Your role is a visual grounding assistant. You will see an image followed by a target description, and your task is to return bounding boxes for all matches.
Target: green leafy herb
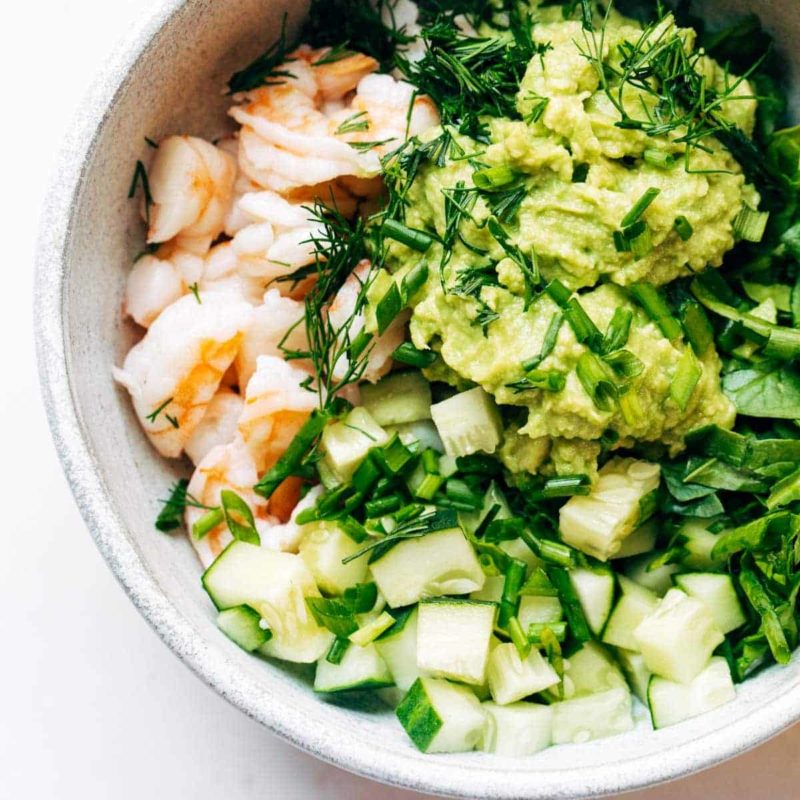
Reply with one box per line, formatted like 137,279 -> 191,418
228,14 -> 296,94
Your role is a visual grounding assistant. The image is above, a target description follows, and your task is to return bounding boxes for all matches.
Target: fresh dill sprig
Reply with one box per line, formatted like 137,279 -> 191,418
145,397 -> 173,424
228,14 -> 296,94
577,5 -> 771,185
396,6 -> 551,139
278,201 -> 375,410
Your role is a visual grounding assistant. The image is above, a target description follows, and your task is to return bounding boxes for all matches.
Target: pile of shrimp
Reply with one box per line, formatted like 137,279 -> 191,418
114,43 -> 439,567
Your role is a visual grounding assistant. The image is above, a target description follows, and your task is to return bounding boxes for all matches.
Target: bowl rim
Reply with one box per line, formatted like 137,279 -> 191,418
34,1 -> 800,798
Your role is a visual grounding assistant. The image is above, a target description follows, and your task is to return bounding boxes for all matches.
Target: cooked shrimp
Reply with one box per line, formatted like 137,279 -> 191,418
237,355 -> 318,473
199,241 -> 266,306
236,289 -> 308,389
329,261 -> 408,384
184,387 -> 244,466
261,484 -> 323,552
113,292 -> 253,458
147,135 -> 236,249
184,439 -> 275,567
294,46 -> 379,101
124,246 -> 204,328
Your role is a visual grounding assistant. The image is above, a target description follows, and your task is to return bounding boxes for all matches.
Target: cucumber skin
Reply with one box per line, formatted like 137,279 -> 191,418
396,678 -> 443,752
217,606 -> 269,652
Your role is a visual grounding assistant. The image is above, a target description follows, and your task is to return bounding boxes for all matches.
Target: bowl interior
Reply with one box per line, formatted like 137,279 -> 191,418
40,1 -> 800,797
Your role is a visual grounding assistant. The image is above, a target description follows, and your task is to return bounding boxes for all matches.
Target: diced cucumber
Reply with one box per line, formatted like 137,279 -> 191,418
679,518 -> 726,570
216,605 -> 270,652
648,657 -> 736,729
559,458 -> 661,561
321,407 -> 389,482
430,387 -> 503,457
614,647 -> 652,702
518,595 -> 563,628
361,371 -> 432,426
569,566 -> 615,636
624,552 -> 679,596
298,520 -> 369,595
202,541 -> 333,663
459,482 -> 512,535
375,608 -> 421,691
674,573 -> 747,634
480,702 -> 553,756
487,643 -> 560,705
471,574 -> 505,603
314,642 -> 394,693
611,520 -> 657,559
562,641 -> 627,699
634,588 -> 724,683
500,537 -> 542,571
551,687 -> 634,745
601,576 -> 658,652
388,420 -> 444,453
376,686 -> 407,708
369,527 -> 485,608
396,677 -> 486,753
350,611 -> 396,646
416,600 -> 497,686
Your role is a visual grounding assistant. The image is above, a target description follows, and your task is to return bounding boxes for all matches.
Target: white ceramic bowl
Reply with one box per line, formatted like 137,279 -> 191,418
35,1 -> 800,797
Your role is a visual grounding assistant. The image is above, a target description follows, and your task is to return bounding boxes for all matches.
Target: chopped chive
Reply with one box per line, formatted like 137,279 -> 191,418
392,342 -> 437,368
473,165 -> 517,190
629,283 -> 683,341
532,474 -> 591,500
379,435 -> 415,474
498,558 -> 526,629
679,298 -> 714,356
618,385 -> 645,426
674,215 -> 694,241
192,507 -> 224,540
445,478 -> 483,510
422,449 -> 439,474
523,313 -> 564,370
411,471 -> 444,501
507,616 -> 531,659
505,370 -> 566,394
335,111 -> 370,135
613,229 -> 631,253
375,283 -> 402,335
601,307 -> 633,354
546,567 -> 591,643
620,187 -> 661,228
575,352 -> 617,412
365,496 -> 403,517
643,149 -> 676,169
603,349 -> 644,378
383,219 -> 434,253
254,409 -> 332,500
669,347 -> 702,411
545,279 -> 572,307
326,636 -> 350,665
401,262 -> 429,302
628,224 -> 653,259
527,621 -> 568,643
733,206 -> 769,242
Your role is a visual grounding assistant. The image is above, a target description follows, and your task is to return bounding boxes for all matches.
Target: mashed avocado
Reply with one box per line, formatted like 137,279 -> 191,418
373,6 -> 751,477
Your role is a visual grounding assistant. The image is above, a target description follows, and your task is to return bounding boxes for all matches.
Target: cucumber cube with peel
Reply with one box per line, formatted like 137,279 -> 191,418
369,527 -> 485,608
321,407 -> 390,482
314,642 -> 394,693
375,608 -> 421,691
614,647 -> 652,702
216,605 -> 270,652
601,576 -> 658,652
360,371 -> 432,426
674,573 -> 747,634
416,600 -> 497,686
298,520 -> 369,596
634,588 -> 724,684
551,687 -> 634,745
487,643 -> 560,705
647,657 -> 736,728
559,458 -> 661,561
396,677 -> 486,753
480,702 -> 553,757
430,387 -> 503,457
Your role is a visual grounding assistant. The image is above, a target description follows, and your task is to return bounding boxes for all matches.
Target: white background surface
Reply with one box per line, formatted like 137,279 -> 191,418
4,1 -> 799,797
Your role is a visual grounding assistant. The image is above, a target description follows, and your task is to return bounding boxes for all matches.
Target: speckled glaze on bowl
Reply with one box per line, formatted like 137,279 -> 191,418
35,1 -> 800,797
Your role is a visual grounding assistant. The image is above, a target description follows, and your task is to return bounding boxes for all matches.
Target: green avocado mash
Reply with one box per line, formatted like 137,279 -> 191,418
373,7 -> 753,476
